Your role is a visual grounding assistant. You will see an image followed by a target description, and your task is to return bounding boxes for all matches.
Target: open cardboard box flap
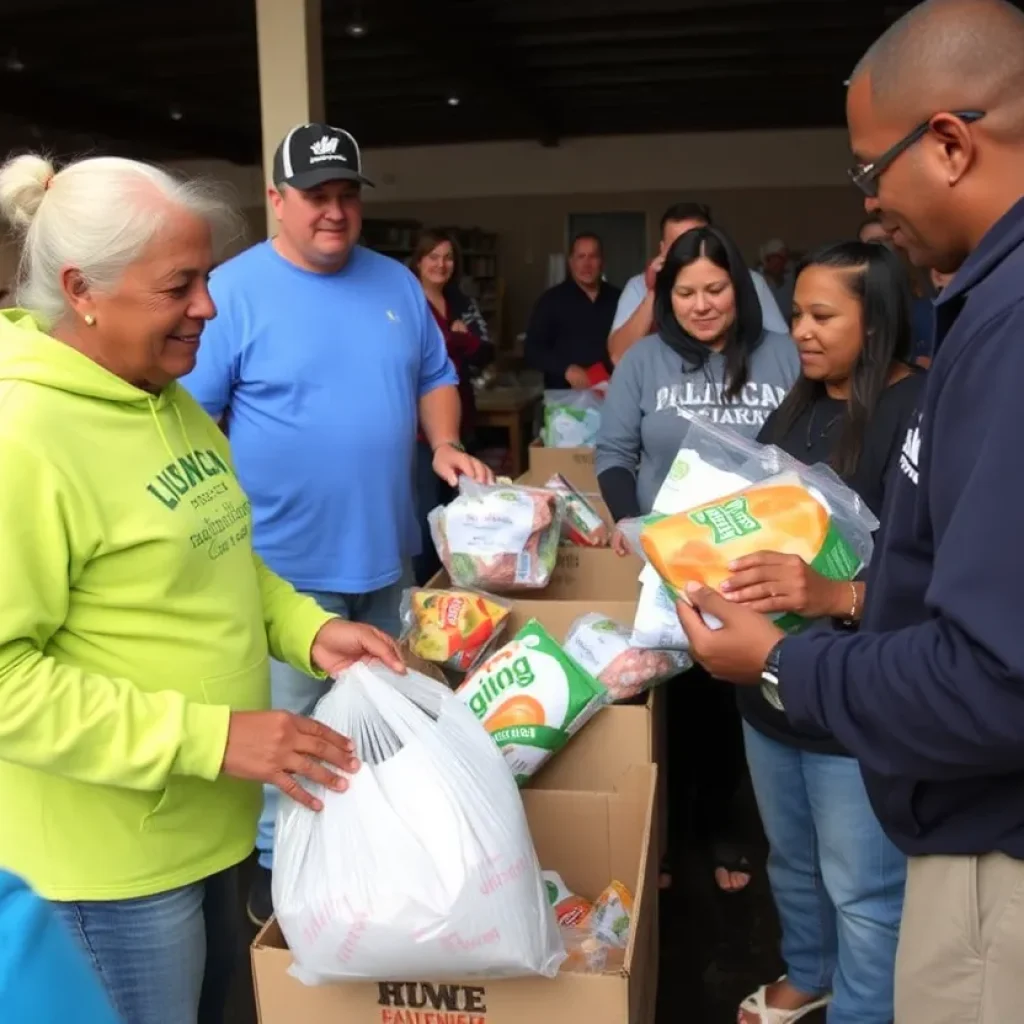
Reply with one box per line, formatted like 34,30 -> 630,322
251,765 -> 659,1024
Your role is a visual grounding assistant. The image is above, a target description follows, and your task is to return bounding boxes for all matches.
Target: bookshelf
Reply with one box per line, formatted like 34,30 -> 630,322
360,218 -> 503,343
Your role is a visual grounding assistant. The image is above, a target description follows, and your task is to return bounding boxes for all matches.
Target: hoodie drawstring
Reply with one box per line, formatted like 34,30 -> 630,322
147,395 -> 196,462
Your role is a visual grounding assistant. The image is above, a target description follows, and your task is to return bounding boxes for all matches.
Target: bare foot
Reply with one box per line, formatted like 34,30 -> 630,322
715,866 -> 751,892
739,978 -> 824,1023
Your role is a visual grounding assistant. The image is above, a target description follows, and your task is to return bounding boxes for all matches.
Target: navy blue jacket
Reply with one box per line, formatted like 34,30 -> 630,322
780,197 -> 1024,857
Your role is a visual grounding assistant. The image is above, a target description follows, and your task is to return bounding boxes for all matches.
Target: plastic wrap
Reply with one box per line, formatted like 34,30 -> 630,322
542,389 -> 602,448
429,481 -> 565,592
273,662 -> 565,984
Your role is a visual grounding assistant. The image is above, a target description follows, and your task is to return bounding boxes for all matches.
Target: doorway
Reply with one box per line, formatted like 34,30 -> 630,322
567,211 -> 648,289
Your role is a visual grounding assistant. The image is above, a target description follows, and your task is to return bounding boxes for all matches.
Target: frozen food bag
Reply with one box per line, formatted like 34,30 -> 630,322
563,612 -> 690,701
400,588 -> 512,674
456,619 -> 609,785
429,481 -> 565,592
545,473 -> 609,547
542,389 -> 602,448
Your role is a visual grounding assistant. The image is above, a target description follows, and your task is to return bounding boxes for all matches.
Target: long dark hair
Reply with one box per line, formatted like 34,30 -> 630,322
653,225 -> 764,401
773,240 -> 913,477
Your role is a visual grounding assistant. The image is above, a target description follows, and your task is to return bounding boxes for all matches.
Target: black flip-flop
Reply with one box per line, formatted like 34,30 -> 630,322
711,840 -> 753,893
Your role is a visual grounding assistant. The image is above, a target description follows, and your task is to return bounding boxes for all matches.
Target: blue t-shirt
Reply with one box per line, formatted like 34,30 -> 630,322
181,242 -> 457,593
0,871 -> 122,1023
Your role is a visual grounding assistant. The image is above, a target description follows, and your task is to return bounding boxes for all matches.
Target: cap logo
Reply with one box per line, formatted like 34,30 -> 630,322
309,134 -> 348,165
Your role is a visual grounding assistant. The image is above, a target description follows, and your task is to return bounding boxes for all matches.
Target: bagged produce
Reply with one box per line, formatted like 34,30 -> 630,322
545,473 -> 609,547
273,661 -> 565,984
590,881 -> 634,949
542,389 -> 602,448
401,588 -> 511,674
429,481 -> 565,591
456,619 -> 609,785
563,612 -> 690,701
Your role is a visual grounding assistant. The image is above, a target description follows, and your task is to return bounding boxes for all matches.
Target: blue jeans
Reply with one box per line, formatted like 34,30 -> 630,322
255,576 -> 409,869
743,723 -> 906,1024
50,867 -> 238,1024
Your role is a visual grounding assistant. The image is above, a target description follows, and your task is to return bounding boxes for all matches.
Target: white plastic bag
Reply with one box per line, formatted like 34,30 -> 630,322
273,662 -> 565,984
542,389 -> 602,448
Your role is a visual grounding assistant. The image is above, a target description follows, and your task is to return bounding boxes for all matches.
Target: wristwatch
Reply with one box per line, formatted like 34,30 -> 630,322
760,639 -> 786,711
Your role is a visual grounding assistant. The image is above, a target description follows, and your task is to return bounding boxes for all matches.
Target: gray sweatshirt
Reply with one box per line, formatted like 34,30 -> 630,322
595,331 -> 800,514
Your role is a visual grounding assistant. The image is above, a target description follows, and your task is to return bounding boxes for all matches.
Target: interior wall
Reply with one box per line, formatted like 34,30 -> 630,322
352,186 -> 864,340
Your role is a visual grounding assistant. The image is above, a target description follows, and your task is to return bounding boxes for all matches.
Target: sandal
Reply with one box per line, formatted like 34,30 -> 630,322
711,839 -> 753,893
738,977 -> 831,1023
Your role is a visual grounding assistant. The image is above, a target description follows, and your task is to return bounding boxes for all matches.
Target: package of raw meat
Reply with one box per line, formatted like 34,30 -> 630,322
545,473 -> 609,547
563,612 -> 690,701
428,481 -> 565,592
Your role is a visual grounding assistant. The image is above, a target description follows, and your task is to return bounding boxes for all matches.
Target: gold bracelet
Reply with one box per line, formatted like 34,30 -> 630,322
846,582 -> 859,621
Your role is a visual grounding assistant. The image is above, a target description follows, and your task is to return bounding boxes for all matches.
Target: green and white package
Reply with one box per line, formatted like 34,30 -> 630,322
542,389 -> 602,448
456,619 -> 609,785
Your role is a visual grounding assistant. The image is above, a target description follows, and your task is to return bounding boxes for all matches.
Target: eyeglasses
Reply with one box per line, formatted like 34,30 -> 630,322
848,110 -> 986,198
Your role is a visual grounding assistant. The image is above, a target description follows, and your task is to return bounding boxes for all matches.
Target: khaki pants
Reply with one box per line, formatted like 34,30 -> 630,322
896,852 -> 1024,1023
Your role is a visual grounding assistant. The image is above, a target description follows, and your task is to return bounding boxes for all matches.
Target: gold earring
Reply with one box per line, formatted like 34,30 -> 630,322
84,314 -> 95,326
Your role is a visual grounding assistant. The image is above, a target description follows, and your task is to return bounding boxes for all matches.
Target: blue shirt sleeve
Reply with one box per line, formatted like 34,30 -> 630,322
611,275 -> 647,332
751,270 -> 790,335
0,871 -> 123,1023
180,277 -> 241,419
417,292 -> 458,397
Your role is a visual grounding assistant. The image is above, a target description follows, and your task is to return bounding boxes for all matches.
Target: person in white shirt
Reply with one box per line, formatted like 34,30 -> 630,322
608,202 -> 788,364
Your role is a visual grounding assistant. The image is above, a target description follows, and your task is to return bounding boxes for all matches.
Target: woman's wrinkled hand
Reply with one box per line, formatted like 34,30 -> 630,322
221,710 -> 360,811
310,618 -> 406,677
720,551 -> 843,619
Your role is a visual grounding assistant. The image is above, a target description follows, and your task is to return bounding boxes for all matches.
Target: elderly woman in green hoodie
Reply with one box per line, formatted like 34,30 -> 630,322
0,152 -> 406,1024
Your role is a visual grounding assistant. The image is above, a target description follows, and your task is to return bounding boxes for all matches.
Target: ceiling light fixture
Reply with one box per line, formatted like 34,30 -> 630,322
169,106 -> 184,122
5,53 -> 25,73
345,21 -> 367,38
447,95 -> 461,107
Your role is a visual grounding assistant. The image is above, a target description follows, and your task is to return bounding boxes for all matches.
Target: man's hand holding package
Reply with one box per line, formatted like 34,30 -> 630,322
675,583 -> 783,685
433,443 -> 495,488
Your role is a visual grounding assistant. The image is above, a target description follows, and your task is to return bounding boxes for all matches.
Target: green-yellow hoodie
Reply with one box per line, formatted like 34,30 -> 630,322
0,310 -> 334,900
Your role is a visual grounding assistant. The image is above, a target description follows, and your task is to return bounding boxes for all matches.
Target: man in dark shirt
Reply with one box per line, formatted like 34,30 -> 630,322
668,1 -> 1024,1020
524,233 -> 620,389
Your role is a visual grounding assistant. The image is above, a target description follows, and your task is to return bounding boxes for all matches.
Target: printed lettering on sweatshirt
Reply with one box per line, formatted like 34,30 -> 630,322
654,380 -> 787,428
899,413 -> 921,486
145,447 -> 252,561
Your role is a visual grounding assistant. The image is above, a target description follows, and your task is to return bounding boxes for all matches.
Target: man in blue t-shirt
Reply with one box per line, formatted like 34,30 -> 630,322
181,122 -> 492,926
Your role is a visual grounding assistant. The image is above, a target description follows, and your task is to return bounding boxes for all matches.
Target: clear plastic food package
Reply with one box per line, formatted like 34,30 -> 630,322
542,389 -> 602,448
563,612 -> 691,700
429,481 -> 565,592
545,473 -> 609,547
400,587 -> 512,674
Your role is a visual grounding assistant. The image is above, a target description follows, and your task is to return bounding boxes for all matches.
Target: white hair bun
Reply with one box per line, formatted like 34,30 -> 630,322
0,153 -> 56,231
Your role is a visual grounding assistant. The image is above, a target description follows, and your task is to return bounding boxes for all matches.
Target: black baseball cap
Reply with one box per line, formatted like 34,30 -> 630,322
271,122 -> 375,190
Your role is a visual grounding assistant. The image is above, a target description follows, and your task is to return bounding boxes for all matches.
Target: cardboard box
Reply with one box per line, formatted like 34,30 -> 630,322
527,440 -> 598,492
251,766 -> 659,1024
427,546 -> 642,602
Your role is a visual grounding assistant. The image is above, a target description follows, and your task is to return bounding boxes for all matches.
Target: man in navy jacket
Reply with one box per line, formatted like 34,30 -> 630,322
670,1 -> 1024,1020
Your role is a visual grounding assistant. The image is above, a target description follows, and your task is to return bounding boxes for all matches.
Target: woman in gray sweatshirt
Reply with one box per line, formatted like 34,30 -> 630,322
595,223 -> 799,893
